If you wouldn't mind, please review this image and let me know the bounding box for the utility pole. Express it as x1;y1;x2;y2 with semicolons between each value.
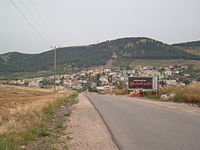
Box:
51;46;57;90
54;46;57;90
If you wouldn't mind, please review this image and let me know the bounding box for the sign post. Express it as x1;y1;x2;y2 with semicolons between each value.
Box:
128;76;158;96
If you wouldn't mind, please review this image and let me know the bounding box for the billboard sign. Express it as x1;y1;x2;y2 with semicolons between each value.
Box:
128;76;158;90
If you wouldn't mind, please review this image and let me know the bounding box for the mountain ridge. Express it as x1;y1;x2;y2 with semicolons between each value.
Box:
172;40;200;56
1;37;200;74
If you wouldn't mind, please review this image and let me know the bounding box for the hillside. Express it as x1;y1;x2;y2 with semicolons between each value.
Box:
173;41;200;56
1;37;200;74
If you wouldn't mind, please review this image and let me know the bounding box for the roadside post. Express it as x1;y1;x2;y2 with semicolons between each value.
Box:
156;76;159;97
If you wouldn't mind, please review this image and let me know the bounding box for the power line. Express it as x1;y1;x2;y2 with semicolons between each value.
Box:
20;0;53;44
9;0;50;47
20;0;54;45
9;0;57;90
29;0;57;45
27;0;59;90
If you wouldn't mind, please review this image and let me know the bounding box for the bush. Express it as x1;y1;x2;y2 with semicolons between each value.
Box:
159;86;179;95
113;88;129;95
174;83;200;104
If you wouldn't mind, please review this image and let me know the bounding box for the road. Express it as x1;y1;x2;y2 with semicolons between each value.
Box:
84;94;200;150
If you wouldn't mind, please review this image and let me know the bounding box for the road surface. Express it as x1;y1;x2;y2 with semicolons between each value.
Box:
84;94;200;150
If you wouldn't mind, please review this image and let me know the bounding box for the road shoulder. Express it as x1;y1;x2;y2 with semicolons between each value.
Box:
66;94;118;150
129;96;200;116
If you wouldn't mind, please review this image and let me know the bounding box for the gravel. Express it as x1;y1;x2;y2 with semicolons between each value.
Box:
66;94;118;150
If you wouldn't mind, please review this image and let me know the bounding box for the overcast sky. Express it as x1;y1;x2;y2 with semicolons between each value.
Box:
0;0;200;54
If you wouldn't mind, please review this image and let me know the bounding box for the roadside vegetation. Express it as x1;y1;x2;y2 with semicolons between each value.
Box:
110;81;200;106
113;88;129;95
145;83;200;105
167;83;200;104
0;85;78;150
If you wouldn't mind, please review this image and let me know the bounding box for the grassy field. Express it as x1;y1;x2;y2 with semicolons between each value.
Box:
129;59;200;67
175;46;200;56
0;85;72;134
0;85;79;149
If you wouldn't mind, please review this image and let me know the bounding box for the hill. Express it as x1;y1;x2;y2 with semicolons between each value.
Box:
1;37;200;74
173;41;200;56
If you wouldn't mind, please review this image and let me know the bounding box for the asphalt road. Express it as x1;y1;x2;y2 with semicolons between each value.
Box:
84;94;200;150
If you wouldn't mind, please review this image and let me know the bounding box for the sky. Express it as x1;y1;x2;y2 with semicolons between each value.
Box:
0;0;200;54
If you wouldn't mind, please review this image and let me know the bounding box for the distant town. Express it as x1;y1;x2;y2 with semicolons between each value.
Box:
3;64;200;93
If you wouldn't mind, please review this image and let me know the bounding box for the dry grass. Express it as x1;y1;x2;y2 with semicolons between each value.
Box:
174;83;200;104
113;88;129;95
160;83;200;104
0;85;71;135
129;59;200;67
159;85;180;95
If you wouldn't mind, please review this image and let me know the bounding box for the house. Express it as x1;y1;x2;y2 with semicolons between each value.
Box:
184;74;190;77
28;77;43;88
165;79;177;86
97;86;115;93
103;69;111;73
187;78;198;83
173;70;180;74
99;76;109;85
163;70;172;76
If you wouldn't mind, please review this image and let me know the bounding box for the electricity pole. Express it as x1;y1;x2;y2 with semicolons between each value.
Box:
54;47;57;90
51;46;57;90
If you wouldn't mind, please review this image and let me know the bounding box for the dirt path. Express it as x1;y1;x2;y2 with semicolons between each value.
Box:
66;94;118;150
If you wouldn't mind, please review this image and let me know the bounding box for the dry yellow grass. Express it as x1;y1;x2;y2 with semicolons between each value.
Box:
129;59;200;67
0;85;71;134
160;83;200;104
113;88;129;95
175;83;200;104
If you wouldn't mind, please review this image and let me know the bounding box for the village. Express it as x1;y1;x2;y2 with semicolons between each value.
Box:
5;64;200;93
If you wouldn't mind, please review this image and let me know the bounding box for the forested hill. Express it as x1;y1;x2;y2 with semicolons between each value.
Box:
173;41;200;47
172;40;200;56
1;37;200;73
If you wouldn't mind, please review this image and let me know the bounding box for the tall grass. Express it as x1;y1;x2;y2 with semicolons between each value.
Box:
0;92;78;150
113;88;129;95
160;83;200;104
0;85;71;134
0;85;78;149
174;83;200;104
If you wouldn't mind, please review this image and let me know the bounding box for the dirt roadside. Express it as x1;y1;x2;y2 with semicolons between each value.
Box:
66;94;119;150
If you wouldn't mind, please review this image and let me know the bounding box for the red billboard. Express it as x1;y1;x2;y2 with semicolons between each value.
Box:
128;77;158;90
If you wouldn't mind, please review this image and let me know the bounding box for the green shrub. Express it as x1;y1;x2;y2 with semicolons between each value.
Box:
0;136;18;150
